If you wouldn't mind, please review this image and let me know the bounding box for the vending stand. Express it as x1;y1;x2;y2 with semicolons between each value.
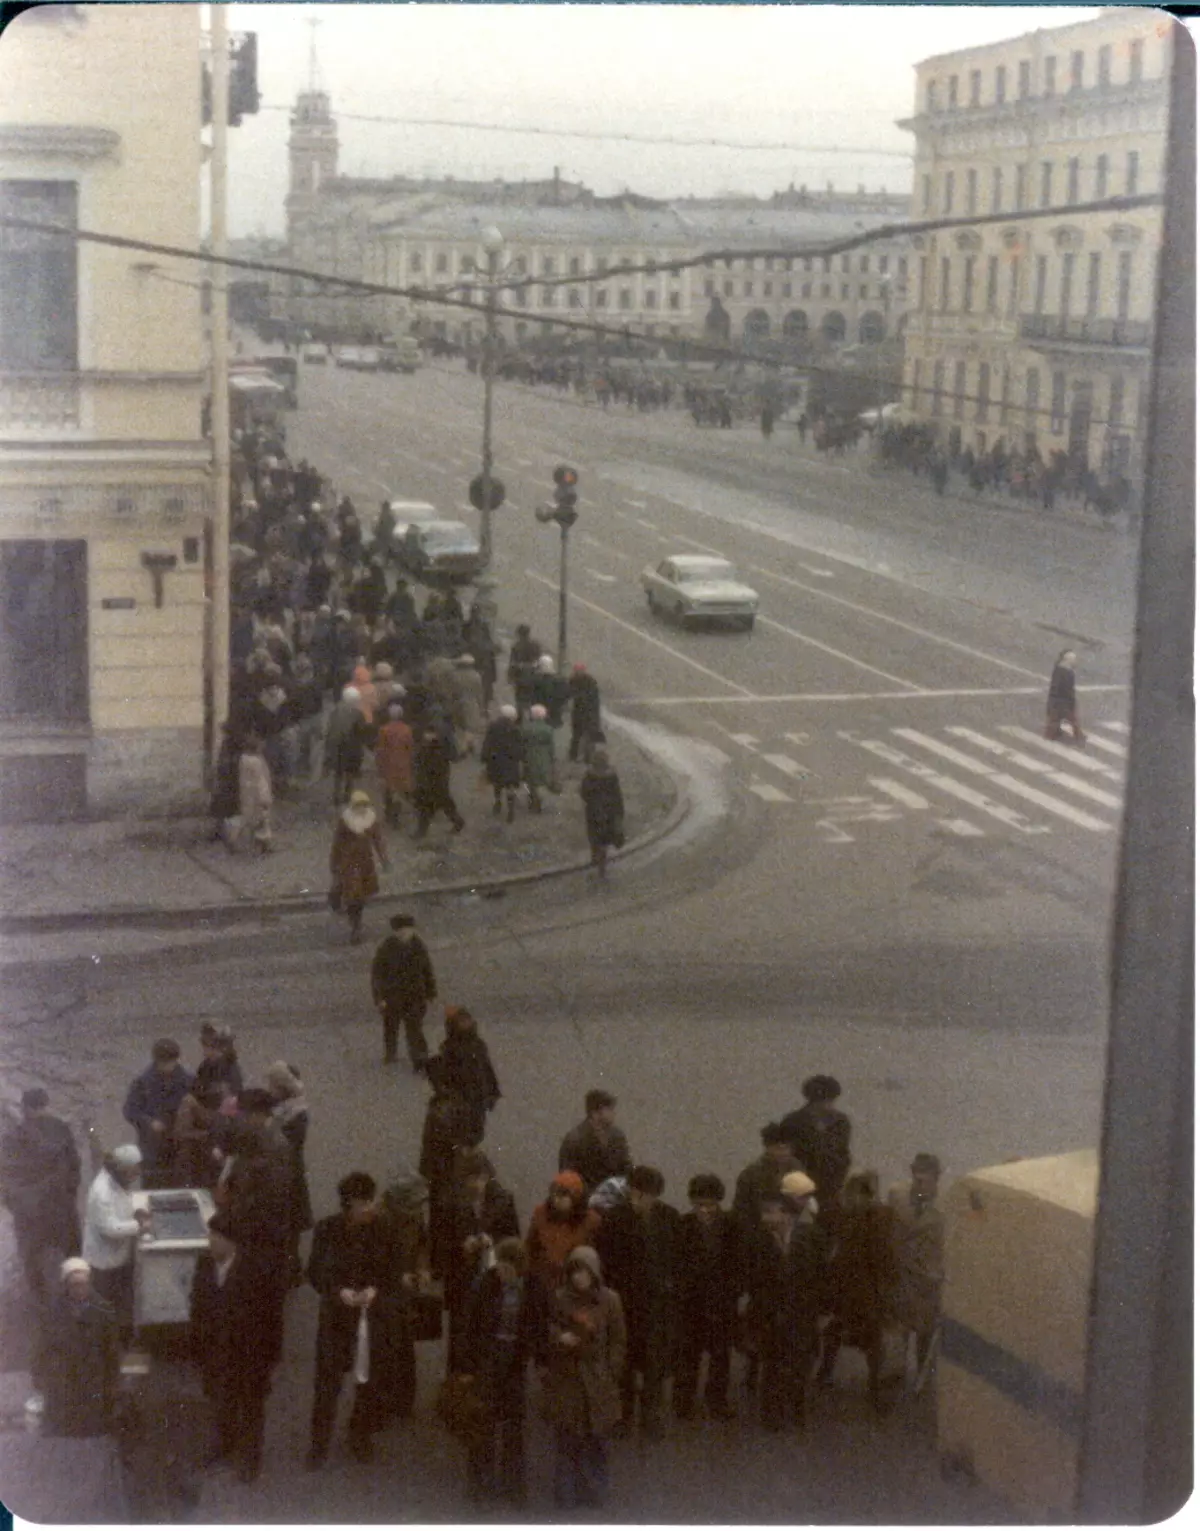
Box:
132;1189;215;1327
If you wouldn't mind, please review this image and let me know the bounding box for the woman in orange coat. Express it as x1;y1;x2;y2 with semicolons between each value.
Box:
329;790;388;944
374;702;415;829
525;1171;601;1302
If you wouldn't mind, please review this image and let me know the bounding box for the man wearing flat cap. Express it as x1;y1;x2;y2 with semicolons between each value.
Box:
371;913;438;1070
0;1087;81;1305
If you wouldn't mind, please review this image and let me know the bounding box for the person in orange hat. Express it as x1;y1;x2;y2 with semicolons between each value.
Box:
525;1172;601;1300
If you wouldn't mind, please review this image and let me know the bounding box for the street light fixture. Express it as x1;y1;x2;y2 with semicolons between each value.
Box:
477;224;505;572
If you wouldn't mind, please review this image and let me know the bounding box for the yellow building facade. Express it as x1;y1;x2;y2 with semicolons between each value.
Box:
0;4;210;818
900;9;1169;485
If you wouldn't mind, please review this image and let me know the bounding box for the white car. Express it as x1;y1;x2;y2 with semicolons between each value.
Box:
301;342;328;365
334;345;360;369
387;499;441;542
641;554;759;632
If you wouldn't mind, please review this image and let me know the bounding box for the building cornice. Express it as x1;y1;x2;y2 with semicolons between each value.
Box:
0;123;120;159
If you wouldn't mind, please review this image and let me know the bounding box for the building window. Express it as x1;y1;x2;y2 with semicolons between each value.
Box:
569;255;581;276
619;289;633;311
435;252;449;273
932;359;945;415
594;289;608;308
1016;164;1028;211
1098;44;1112;86
922;174;932;214
1086;252;1102;317
1044;55;1057;95
944;170;955;213
821;283;831;298
801;282;812;299
803;256;814;273
1034;255;1048;314
995;64;1007;103
1051;370;1067;433
948;73;959;108
841;254;851;273
644;290;657;309
1117;251;1133;319
409;251;423;272
1096;153;1109;198
822;255;832;273
967;168;978;215
1040;161;1054;208
879;255;890;275
1070;50;1084;90
939;256;951;312
1129;37;1143;84
1067;158;1080;204
724;256;734;269
567;288;582;309
991;166;1003;212
1007;257;1021;318
744;281;754;297
976;361;991;421
764;257;775;272
668;291;681;310
926;79;939;112
918;256;928;309
541;287;556;307
841;283;850;300
1019;59;1031;98
1110;373;1124;426
513;255;528;275
898;255;908;282
986;255;999;313
858;254;869;273
963;255;975;312
0;181;78;372
724;280;734;297
1059;251;1076;317
953;360;966;418
781;282;792;298
460;253;475;273
704;280;715;297
542;256;556;276
1026;366;1041;420
859;284;868;299
784;258;793;271
969;69;982;106
1126;150;1140;194
763;281;773;297
594;256;607;274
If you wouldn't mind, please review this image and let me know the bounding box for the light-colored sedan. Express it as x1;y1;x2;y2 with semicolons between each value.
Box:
641;554;759;631
398;519;484;586
387;499;441;543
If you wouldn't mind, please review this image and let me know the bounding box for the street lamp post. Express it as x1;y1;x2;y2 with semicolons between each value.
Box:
478;224;504;572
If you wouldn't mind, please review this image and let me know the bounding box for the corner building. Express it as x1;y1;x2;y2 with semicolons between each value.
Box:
0;4;209;819
900;10;1169;486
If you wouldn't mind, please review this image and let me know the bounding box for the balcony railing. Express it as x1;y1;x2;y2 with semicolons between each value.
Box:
1019;314;1152;348
0;373;81;431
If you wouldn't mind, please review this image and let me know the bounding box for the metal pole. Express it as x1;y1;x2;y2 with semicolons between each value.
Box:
557;521;569;673
209;4;231;762
479;248;498;571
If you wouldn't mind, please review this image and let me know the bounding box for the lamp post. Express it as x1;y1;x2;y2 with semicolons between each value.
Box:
478;224;504;572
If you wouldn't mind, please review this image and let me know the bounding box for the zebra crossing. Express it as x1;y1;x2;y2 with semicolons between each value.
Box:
738;719;1128;841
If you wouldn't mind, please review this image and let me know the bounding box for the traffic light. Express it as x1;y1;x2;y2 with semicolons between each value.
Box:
552;464;578;523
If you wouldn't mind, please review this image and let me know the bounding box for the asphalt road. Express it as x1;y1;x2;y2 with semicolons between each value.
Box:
0;355;1140;1523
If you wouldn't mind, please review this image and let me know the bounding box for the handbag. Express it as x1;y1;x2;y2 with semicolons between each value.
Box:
409;1289;444;1343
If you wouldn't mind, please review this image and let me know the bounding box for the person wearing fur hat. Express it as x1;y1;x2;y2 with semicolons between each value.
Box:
519;703;557;812
481;705;524;822
579;748;625;878
329;791;389;944
525;1172;601;1301
779;1075;853;1222
674;1174;741;1421
567;662;603;764
371;914;438;1070
39;1258;120;1439
433;1005;501;1146
885;1153;945;1378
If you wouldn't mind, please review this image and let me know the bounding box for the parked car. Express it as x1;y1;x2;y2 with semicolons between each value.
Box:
335;345;361;369
357;346;381;373
641;554;759;632
301;342;328;365
387;499;442;542
398;519;484;585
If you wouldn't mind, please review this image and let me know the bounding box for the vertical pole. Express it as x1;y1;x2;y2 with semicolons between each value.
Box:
209;4;231;762
479;248;498;571
557;521;569;673
1075;21;1194;1523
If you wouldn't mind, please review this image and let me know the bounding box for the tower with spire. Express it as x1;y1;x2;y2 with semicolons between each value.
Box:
285;19;338;249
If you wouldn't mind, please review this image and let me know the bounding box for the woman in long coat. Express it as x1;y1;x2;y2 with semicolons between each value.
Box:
329;790;388;944
1044;648;1086;744
481;706;524;822
266;1061;314;1284
519;705;556;812
542;1245;626;1509
579;748;625;879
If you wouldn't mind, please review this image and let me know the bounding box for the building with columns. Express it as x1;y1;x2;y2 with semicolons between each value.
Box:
899;9;1170;481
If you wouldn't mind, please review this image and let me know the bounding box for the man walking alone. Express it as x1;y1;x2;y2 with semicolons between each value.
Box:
371;914;438;1070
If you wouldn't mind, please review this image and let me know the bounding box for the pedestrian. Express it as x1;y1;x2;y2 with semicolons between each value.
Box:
525;1171;601;1302
595;1164;681;1440
815;1171;895;1412
519;704;557;812
39;1259;120;1439
214;1106;293;1365
235;733;273;854
506;624;542;716
324;685;371;805
732;1122;804;1236
371;912;437;1070
413;726;466;838
559;1090;633;1196
82;1145;151;1333
463;604;500;710
1044;648;1087;744
743;1173;828;1432
172;1080;228;1190
444;1149;520;1374
379;1167;432;1421
266;1061;314;1285
286;652;326;785
450;653;486;756
580;747;625;878
306;1172;405;1468
458;1237;544;1505
122;1039;192;1187
543;1245;626;1510
567;663;602;764
0;1088;81;1306
779;1074;852;1221
433;1005;501;1146
885;1152;945;1380
419;1064;478;1281
189;1212;279;1482
480;704;524;823
329;789;389;945
209;723;242;844
673;1173;740;1422
373;701;414;830
530;654;570;729
195;1022;243;1098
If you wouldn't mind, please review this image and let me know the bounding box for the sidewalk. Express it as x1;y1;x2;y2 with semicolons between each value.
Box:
0;714;680;931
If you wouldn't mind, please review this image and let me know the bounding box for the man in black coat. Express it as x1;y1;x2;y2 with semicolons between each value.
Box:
433;1005;501;1145
779;1075;852;1222
306;1172;405;1468
673;1174;741;1421
558;1089;633;1196
217;1107;294;1366
190;1212;279;1482
370;913;437;1070
413;727;465;838
444;1150;521;1375
0;1088;81;1304
567;663;602;763
595;1165;681;1441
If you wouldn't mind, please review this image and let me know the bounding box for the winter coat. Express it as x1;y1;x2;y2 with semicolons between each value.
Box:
0;1113;80;1244
237;751;273;819
568;672;602;733
594;1199;682;1356
824;1201;896;1343
506;635;542;700
519;717;556;789
481;717;524;789
374;719;415;793
218;1128;295;1272
123;1062;193;1175
434;1029;501;1146
461;1270;546;1416
413;733;456;809
444;1180;521;1318
329;810;386;905
40;1292;120;1438
190;1247;279;1399
676;1209;743;1341
885;1184;945;1333
530;671;570;728
731;1152;804;1234
195;1053;243;1099
171;1093;222;1189
778;1103;852;1211
744;1212;829;1359
273;1097;314;1233
557;1120;633;1195
371;932;437;1008
450;667;485;736
542;1252;627;1437
308;1212;407;1379
580;765;625;848
324;701;371;775
210;733;242;820
1047;661;1078;717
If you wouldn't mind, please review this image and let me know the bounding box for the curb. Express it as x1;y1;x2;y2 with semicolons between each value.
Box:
0;714;689;937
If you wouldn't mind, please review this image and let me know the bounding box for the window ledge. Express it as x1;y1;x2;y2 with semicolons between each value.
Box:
0;124;120;160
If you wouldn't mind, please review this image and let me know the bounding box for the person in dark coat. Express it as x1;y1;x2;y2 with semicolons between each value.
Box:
370;913;438;1070
732;1123;804;1236
463;603;500;709
329;791;389;944
480;705;524;822
413;727;465;838
266;1062;314;1283
0;1088;81;1304
306;1172;406;1467
122;1039;192;1188
1044;648;1087;744
815;1171;896;1412
195;1023;243;1099
567;663;602;763
594;1165;681;1440
444;1149;521;1373
209;723;242;839
418;1066;478;1280
558;1090;633;1195
579;748;625;878
673;1174;740;1421
190;1213;279;1481
213;1109;293;1366
433;1005;501;1146
458;1238;545;1504
779;1075;853;1222
530;654;570;728
39;1259;120;1438
379;1167;432;1422
505;624;542;716
324;685;372;806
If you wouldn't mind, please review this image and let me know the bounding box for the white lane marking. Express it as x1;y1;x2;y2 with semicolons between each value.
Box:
586;569;618;584
749;782;793;803
1099;720;1129;734
522;570;756;696
841;733;1051;835
892;728;1112;831
1082;732;1127;759
580;534;606;550
624;687;1052;705
938;818;985;837
999;727;1124;781
761;753;813;780
728;734;760;750
945;727;1124;809
624;499;647;508
517;457;533;467
870;777;930;810
815;819;855;843
757;615;924;690
635;517;658;531
783;732;810;746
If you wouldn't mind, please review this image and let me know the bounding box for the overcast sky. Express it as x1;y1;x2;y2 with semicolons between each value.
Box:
226;4;1100;238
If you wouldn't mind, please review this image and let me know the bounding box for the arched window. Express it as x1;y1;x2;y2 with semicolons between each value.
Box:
821;310;847;342
782;309;809;337
858;311;885;343
742;308;771;341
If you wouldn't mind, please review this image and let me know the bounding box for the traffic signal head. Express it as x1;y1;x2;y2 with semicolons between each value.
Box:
552;465;578;488
553;466;578;515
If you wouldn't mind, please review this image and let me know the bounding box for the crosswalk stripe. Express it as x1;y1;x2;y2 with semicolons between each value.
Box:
945;728;1124;809
998;727;1124;781
892;729;1112;831
749;782;793;803
1082;732;1127;759
1098;720;1129;734
939;818;985;837
842;734;1050;835
761;753;812;779
870;777;929;810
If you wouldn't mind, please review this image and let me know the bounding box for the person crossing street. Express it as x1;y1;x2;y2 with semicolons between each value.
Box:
370;914;438;1070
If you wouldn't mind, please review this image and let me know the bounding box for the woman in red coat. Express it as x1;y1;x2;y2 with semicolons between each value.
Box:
329;790;388;944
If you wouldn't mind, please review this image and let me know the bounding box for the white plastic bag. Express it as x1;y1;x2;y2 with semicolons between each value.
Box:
353;1309;370;1385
